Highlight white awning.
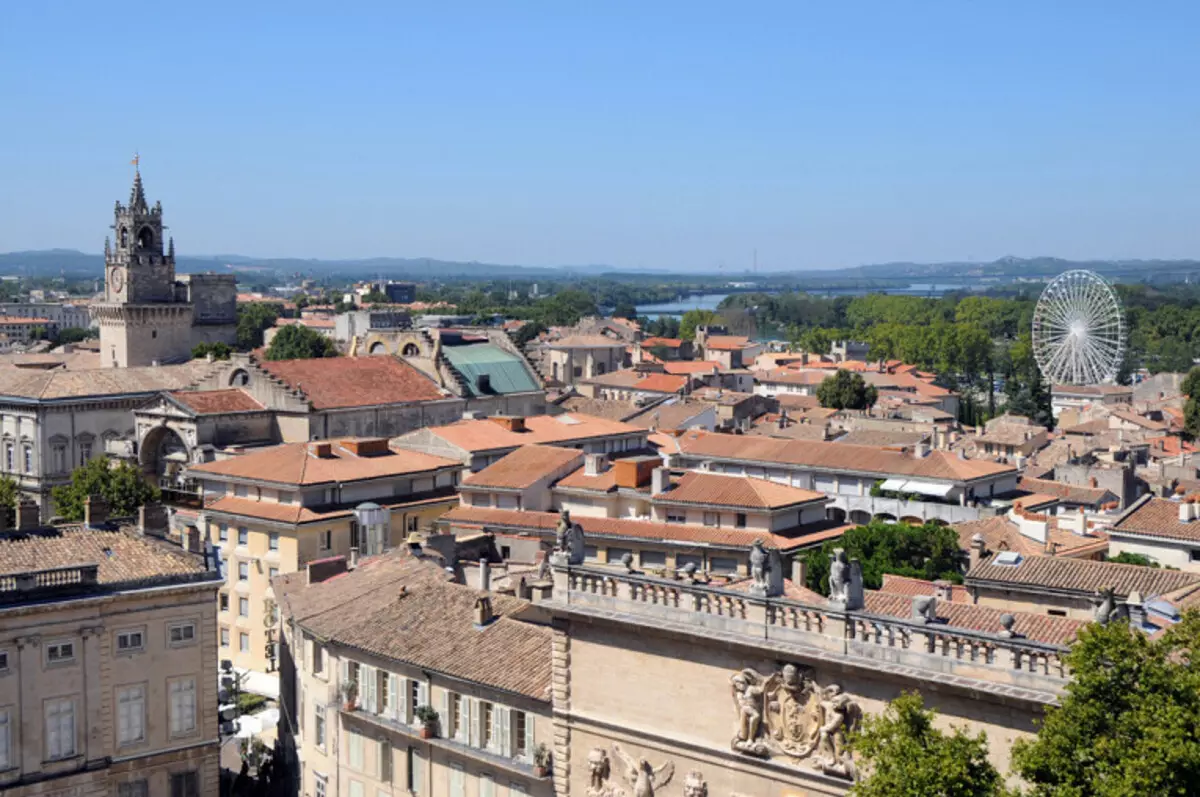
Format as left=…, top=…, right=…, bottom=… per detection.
left=879, top=478, right=908, bottom=492
left=902, top=479, right=955, bottom=498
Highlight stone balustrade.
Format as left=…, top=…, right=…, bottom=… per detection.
left=554, top=565, right=1070, bottom=691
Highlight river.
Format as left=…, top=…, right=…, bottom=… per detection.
left=635, top=284, right=966, bottom=320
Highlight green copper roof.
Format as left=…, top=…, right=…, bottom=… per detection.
left=441, top=343, right=540, bottom=396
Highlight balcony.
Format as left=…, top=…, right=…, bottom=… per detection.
left=550, top=564, right=1069, bottom=702
left=831, top=494, right=995, bottom=525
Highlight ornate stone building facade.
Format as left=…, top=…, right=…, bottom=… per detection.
left=91, top=171, right=236, bottom=368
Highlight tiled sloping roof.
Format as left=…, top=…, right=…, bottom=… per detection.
left=257, top=356, right=445, bottom=409
left=774, top=394, right=822, bottom=411
left=0, top=360, right=215, bottom=400
left=704, top=335, right=754, bottom=351
left=168, top=389, right=264, bottom=414
left=954, top=514, right=1110, bottom=560
left=584, top=369, right=689, bottom=394
left=1111, top=497, right=1200, bottom=543
left=656, top=472, right=825, bottom=510
left=1110, top=409, right=1168, bottom=431
left=1061, top=418, right=1111, bottom=436
left=462, top=446, right=583, bottom=490
left=0, top=316, right=52, bottom=324
left=625, top=401, right=711, bottom=431
left=546, top=335, right=626, bottom=349
left=1018, top=477, right=1114, bottom=506
left=440, top=506, right=848, bottom=552
left=678, top=430, right=1014, bottom=482
left=641, top=337, right=683, bottom=348
left=878, top=573, right=971, bottom=602
left=863, top=591, right=1084, bottom=646
left=758, top=369, right=828, bottom=386
left=1053, top=384, right=1133, bottom=397
left=834, top=430, right=927, bottom=447
left=201, top=491, right=456, bottom=525
left=0, top=525, right=207, bottom=585
left=662, top=361, right=721, bottom=375
left=418, top=414, right=644, bottom=454
left=551, top=396, right=642, bottom=421
left=279, top=551, right=551, bottom=700
left=188, top=440, right=461, bottom=486
left=554, top=467, right=620, bottom=493
left=966, top=553, right=1200, bottom=596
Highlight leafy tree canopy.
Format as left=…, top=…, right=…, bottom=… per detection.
left=50, top=459, right=160, bottom=521
left=264, top=324, right=338, bottom=361
left=1106, top=551, right=1160, bottom=568
left=56, top=327, right=97, bottom=345
left=236, top=302, right=280, bottom=350
left=512, top=321, right=547, bottom=348
left=0, top=476, right=17, bottom=511
left=817, top=369, right=878, bottom=410
left=680, top=309, right=722, bottom=342
left=612, top=301, right=638, bottom=320
left=801, top=521, right=966, bottom=594
left=1011, top=612, right=1200, bottom=796
left=192, top=342, right=232, bottom=360
left=851, top=692, right=1011, bottom=797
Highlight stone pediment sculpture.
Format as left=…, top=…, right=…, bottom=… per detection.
left=587, top=748, right=624, bottom=797
left=1092, top=585, right=1127, bottom=625
left=611, top=743, right=674, bottom=797
left=682, top=770, right=707, bottom=797
left=551, top=509, right=586, bottom=566
left=729, top=663, right=862, bottom=781
left=827, top=548, right=864, bottom=610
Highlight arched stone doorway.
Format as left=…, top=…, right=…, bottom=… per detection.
left=827, top=507, right=847, bottom=524
left=849, top=510, right=872, bottom=526
left=140, top=425, right=191, bottom=490
left=401, top=342, right=421, bottom=357
left=900, top=515, right=924, bottom=526
left=370, top=342, right=388, bottom=355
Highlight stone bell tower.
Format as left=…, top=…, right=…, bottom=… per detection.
left=91, top=170, right=195, bottom=368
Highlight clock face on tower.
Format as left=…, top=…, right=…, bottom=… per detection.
left=109, top=267, right=125, bottom=293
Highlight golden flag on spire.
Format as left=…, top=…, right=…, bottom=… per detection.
left=131, top=152, right=140, bottom=168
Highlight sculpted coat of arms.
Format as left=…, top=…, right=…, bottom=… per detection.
left=730, top=664, right=861, bottom=780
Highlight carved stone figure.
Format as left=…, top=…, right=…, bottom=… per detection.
left=587, top=748, right=625, bottom=797
left=551, top=511, right=587, bottom=566
left=682, top=770, right=707, bottom=797
left=828, top=549, right=850, bottom=603
left=911, top=595, right=937, bottom=623
left=611, top=744, right=674, bottom=797
left=1093, top=586, right=1126, bottom=625
left=556, top=509, right=572, bottom=552
left=748, top=540, right=769, bottom=595
left=729, top=664, right=861, bottom=781
left=813, top=684, right=861, bottom=780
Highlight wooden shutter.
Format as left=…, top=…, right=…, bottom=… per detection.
left=523, top=711, right=535, bottom=759
left=440, top=689, right=450, bottom=735
left=389, top=673, right=401, bottom=721
left=501, top=708, right=513, bottom=757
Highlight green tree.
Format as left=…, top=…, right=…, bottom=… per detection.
left=851, top=692, right=1010, bottom=797
left=816, top=369, right=879, bottom=410
left=0, top=476, right=17, bottom=512
left=680, top=309, right=721, bottom=342
left=265, top=325, right=338, bottom=361
left=236, top=302, right=280, bottom=350
left=612, top=301, right=638, bottom=321
left=30, top=325, right=48, bottom=341
left=50, top=459, right=160, bottom=521
left=56, top=327, right=97, bottom=344
left=1106, top=551, right=1160, bottom=567
left=801, top=521, right=966, bottom=594
left=531, top=289, right=597, bottom=327
left=1011, top=612, right=1200, bottom=796
left=512, top=321, right=547, bottom=348
left=361, top=289, right=390, bottom=304
left=191, top=342, right=232, bottom=360
left=1183, top=367, right=1200, bottom=441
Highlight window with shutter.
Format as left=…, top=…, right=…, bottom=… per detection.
left=377, top=738, right=390, bottom=782
left=169, top=772, right=200, bottom=797
left=524, top=710, right=535, bottom=759
left=169, top=678, right=197, bottom=736
left=361, top=666, right=376, bottom=713
left=408, top=748, right=425, bottom=796
left=468, top=697, right=480, bottom=747
left=441, top=690, right=450, bottom=737
left=348, top=780, right=364, bottom=797
left=388, top=673, right=401, bottom=720
left=501, top=707, right=513, bottom=758
left=117, top=685, right=146, bottom=745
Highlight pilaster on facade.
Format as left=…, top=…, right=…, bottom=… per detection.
left=551, top=619, right=571, bottom=797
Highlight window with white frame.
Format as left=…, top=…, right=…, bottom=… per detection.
left=116, top=685, right=146, bottom=745
left=118, top=781, right=148, bottom=797
left=314, top=773, right=327, bottom=797
left=312, top=643, right=325, bottom=675
left=515, top=710, right=532, bottom=759
left=482, top=701, right=495, bottom=750
left=238, top=562, right=249, bottom=581
left=46, top=639, right=75, bottom=665
left=169, top=678, right=197, bottom=736
left=219, top=593, right=229, bottom=612
left=348, top=729, right=363, bottom=770
left=0, top=709, right=9, bottom=769
left=169, top=621, right=196, bottom=646
left=377, top=737, right=390, bottom=781
left=407, top=748, right=425, bottom=795
left=116, top=629, right=144, bottom=653
left=449, top=764, right=465, bottom=797
left=348, top=780, right=365, bottom=797
left=239, top=597, right=250, bottom=617
left=22, top=444, right=31, bottom=474
left=218, top=524, right=228, bottom=542
left=220, top=628, right=230, bottom=647
left=319, top=530, right=332, bottom=551
left=268, top=532, right=279, bottom=551
left=45, top=698, right=75, bottom=759
left=314, top=710, right=326, bottom=750
left=170, top=771, right=199, bottom=797
left=237, top=527, right=248, bottom=546
left=79, top=441, right=91, bottom=466
left=239, top=633, right=250, bottom=652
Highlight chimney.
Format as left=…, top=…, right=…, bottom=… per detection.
left=488, top=415, right=526, bottom=433
left=912, top=442, right=929, bottom=459
left=584, top=453, right=606, bottom=477
left=933, top=579, right=953, bottom=602
left=1126, top=590, right=1146, bottom=629
left=473, top=594, right=495, bottom=628
left=791, top=557, right=807, bottom=586
left=185, top=527, right=203, bottom=553
left=309, top=441, right=333, bottom=458
left=478, top=558, right=491, bottom=591
left=307, top=556, right=349, bottom=584
left=969, top=533, right=986, bottom=569
left=349, top=547, right=360, bottom=569
left=17, top=498, right=39, bottom=530
left=651, top=467, right=670, bottom=495
left=84, top=495, right=110, bottom=528
left=1181, top=502, right=1193, bottom=523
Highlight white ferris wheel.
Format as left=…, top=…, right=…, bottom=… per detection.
left=1032, top=270, right=1125, bottom=386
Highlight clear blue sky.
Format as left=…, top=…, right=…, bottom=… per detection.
left=2, top=2, right=1198, bottom=271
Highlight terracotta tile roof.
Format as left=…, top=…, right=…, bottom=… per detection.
left=441, top=506, right=849, bottom=553
left=757, top=369, right=828, bottom=386
left=278, top=550, right=551, bottom=700
left=641, top=337, right=683, bottom=348
left=774, top=394, right=822, bottom=411
left=0, top=360, right=217, bottom=400
left=966, top=552, right=1200, bottom=597
left=257, top=356, right=445, bottom=409
left=863, top=591, right=1084, bottom=646
left=662, top=361, right=722, bottom=375
left=1147, top=435, right=1197, bottom=457
left=188, top=439, right=461, bottom=486
left=879, top=573, right=970, bottom=602
left=0, top=317, right=52, bottom=325
left=202, top=490, right=456, bottom=525
left=583, top=369, right=689, bottom=394
left=168, top=388, right=264, bottom=414
left=656, top=472, right=826, bottom=510
left=1061, top=418, right=1111, bottom=436
left=546, top=335, right=626, bottom=349
left=861, top=371, right=952, bottom=398
left=704, top=335, right=754, bottom=351
left=835, top=430, right=928, bottom=447
left=1111, top=496, right=1200, bottom=543
left=462, top=446, right=583, bottom=490
left=678, top=430, right=1015, bottom=483
left=551, top=396, right=641, bottom=421
left=726, top=576, right=827, bottom=604
left=1018, top=477, right=1115, bottom=506
left=744, top=419, right=829, bottom=441
left=1110, top=409, right=1168, bottom=431
left=1053, top=384, right=1133, bottom=397
left=554, top=466, right=620, bottom=493
left=0, top=524, right=209, bottom=585
left=625, top=401, right=713, bottom=431
left=275, top=316, right=335, bottom=330
left=414, top=413, right=645, bottom=454
left=954, top=514, right=1110, bottom=560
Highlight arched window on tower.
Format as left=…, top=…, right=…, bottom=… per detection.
left=119, top=227, right=128, bottom=247
left=137, top=226, right=155, bottom=249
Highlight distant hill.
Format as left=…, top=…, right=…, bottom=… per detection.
left=3, top=249, right=1200, bottom=284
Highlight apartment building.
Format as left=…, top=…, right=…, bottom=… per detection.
left=0, top=515, right=222, bottom=796
left=184, top=438, right=463, bottom=682
left=276, top=549, right=553, bottom=797
left=1109, top=495, right=1200, bottom=571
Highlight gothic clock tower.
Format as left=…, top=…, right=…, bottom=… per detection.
left=91, top=170, right=195, bottom=368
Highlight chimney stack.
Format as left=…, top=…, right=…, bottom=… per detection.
left=17, top=498, right=39, bottom=531
left=584, top=453, right=606, bottom=477
left=791, top=557, right=807, bottom=586
left=473, top=594, right=495, bottom=628
left=478, top=558, right=491, bottom=591
left=1126, top=590, right=1146, bottom=629
left=913, top=442, right=929, bottom=459
left=1180, top=501, right=1193, bottom=523
left=969, top=533, right=987, bottom=569
left=84, top=495, right=110, bottom=528
left=651, top=467, right=671, bottom=495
